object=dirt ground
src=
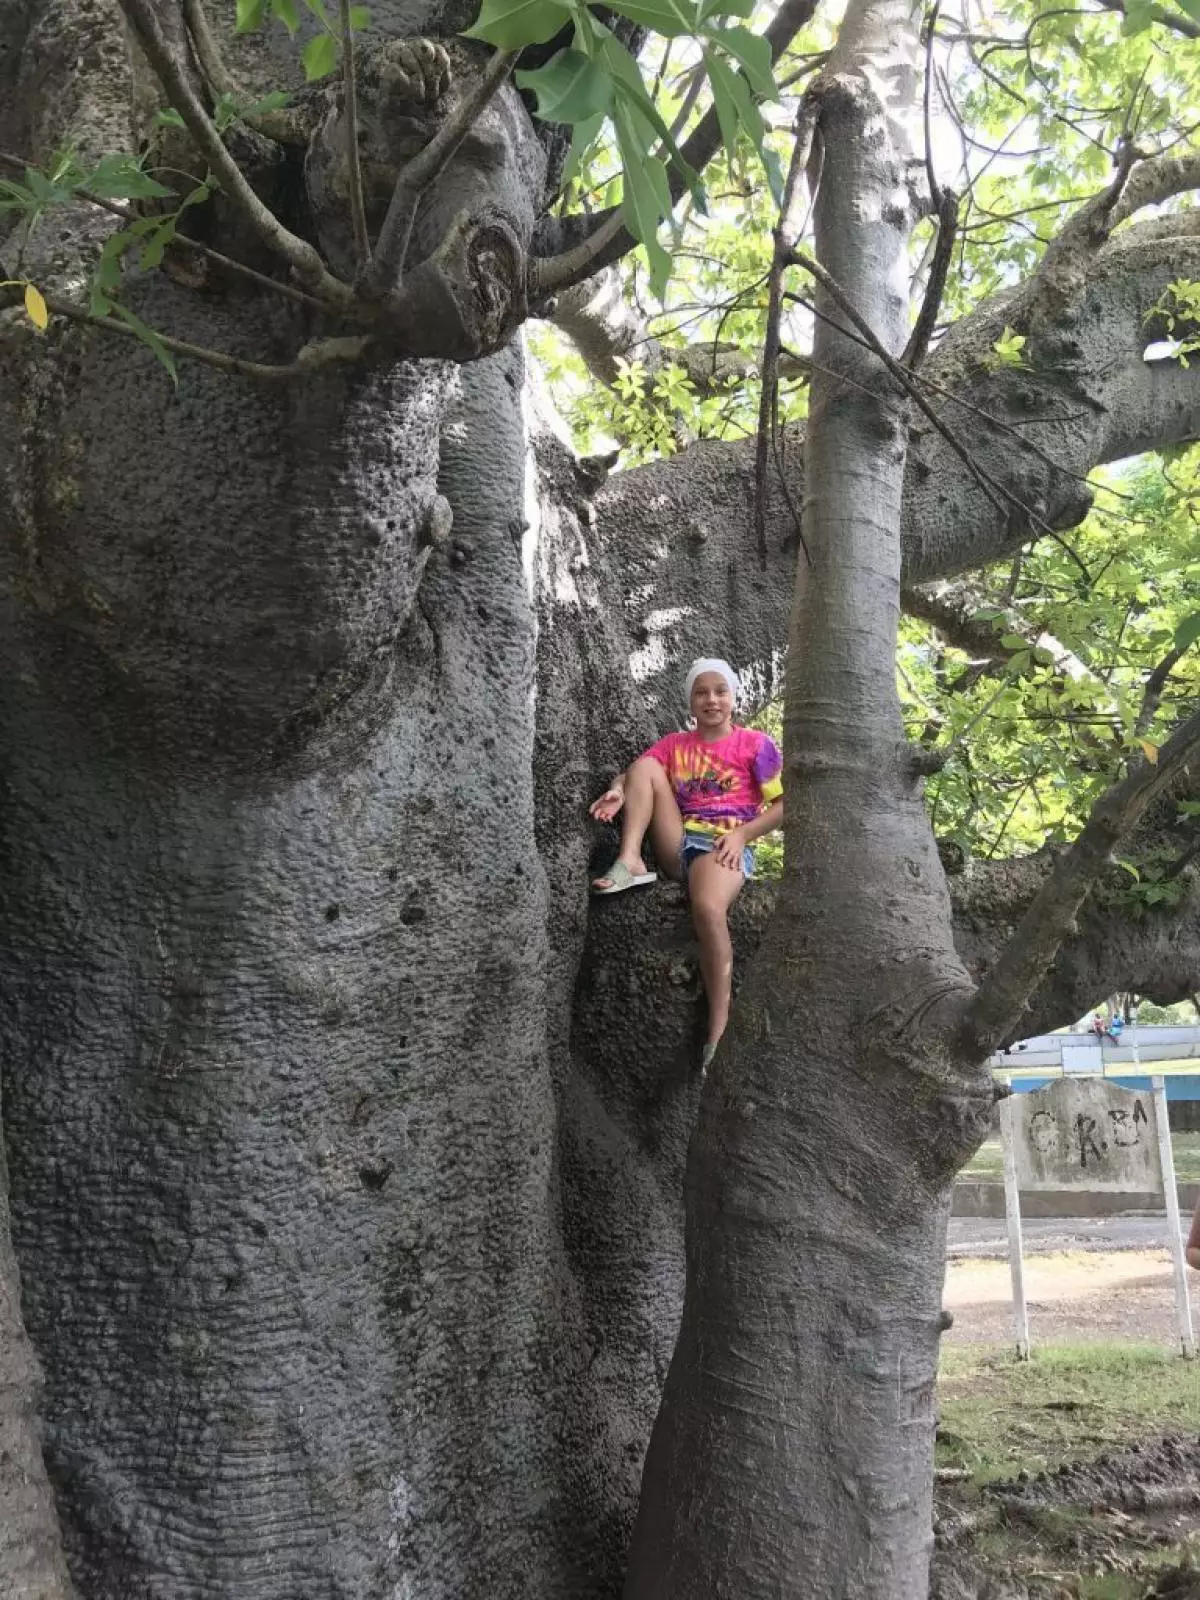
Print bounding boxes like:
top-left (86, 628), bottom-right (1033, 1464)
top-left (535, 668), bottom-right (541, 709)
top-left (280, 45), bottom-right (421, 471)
top-left (945, 1249), bottom-right (1185, 1347)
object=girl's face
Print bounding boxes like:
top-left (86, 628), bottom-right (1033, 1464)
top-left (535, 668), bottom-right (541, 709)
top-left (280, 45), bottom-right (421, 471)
top-left (690, 672), bottom-right (734, 730)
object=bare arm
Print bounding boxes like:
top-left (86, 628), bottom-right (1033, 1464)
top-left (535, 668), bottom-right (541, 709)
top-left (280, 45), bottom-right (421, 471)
top-left (739, 798), bottom-right (784, 844)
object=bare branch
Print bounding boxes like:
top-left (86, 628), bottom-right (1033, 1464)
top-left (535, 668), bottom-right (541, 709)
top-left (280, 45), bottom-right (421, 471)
top-left (963, 708), bottom-right (1200, 1053)
top-left (531, 0), bottom-right (821, 293)
top-left (789, 246), bottom-right (1095, 572)
top-left (757, 96), bottom-right (819, 562)
top-left (0, 150), bottom-right (326, 311)
top-left (340, 0), bottom-right (370, 266)
top-left (182, 0), bottom-right (238, 100)
top-left (544, 267), bottom-right (808, 400)
top-left (116, 0), bottom-right (350, 303)
top-left (903, 186), bottom-right (958, 369)
top-left (180, 0), bottom-right (301, 143)
top-left (1135, 645), bottom-right (1189, 739)
top-left (358, 47), bottom-right (516, 300)
top-left (2, 283), bottom-right (372, 378)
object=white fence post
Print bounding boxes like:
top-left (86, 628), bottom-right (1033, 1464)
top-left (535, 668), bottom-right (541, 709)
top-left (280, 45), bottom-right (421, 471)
top-left (1152, 1074), bottom-right (1194, 1359)
top-left (998, 1077), bottom-right (1030, 1360)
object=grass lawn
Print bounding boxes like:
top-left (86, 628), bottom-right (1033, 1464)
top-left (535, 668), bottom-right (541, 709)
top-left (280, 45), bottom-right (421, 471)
top-left (962, 1130), bottom-right (1200, 1183)
top-left (937, 1341), bottom-right (1200, 1485)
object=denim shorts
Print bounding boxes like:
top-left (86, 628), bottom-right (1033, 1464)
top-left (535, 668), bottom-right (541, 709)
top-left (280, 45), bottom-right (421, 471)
top-left (681, 831), bottom-right (755, 879)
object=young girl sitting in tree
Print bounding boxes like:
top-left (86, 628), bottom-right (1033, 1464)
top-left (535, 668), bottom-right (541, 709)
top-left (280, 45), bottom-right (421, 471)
top-left (589, 657), bottom-right (784, 1070)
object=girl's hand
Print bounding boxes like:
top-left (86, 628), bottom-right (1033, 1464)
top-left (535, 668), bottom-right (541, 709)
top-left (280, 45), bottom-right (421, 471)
top-left (590, 786), bottom-right (624, 823)
top-left (713, 829), bottom-right (748, 870)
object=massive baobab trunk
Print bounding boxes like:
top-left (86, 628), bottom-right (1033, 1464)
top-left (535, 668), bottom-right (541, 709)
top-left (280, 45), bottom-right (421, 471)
top-left (2, 0), bottom-right (1200, 1594)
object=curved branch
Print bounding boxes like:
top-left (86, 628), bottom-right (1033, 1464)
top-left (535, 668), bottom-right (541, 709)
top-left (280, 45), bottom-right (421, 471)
top-left (1111, 148), bottom-right (1200, 230)
top-left (4, 283), bottom-right (372, 378)
top-left (358, 46), bottom-right (517, 299)
top-left (964, 707), bottom-right (1200, 1052)
top-left (544, 267), bottom-right (809, 394)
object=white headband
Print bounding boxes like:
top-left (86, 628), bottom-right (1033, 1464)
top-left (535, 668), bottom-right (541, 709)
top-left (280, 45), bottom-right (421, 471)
top-left (686, 657), bottom-right (741, 702)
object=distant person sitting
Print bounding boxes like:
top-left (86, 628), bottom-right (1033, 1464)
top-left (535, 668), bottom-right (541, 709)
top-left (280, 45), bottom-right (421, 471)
top-left (1106, 1013), bottom-right (1124, 1045)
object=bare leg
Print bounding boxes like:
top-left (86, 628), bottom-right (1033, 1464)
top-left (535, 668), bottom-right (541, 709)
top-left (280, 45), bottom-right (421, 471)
top-left (592, 757), bottom-right (684, 888)
top-left (687, 853), bottom-right (747, 1048)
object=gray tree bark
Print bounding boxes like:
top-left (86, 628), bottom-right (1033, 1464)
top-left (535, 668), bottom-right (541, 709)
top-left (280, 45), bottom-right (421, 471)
top-left (623, 6), bottom-right (993, 1594)
top-left (1, 0), bottom-right (1198, 1595)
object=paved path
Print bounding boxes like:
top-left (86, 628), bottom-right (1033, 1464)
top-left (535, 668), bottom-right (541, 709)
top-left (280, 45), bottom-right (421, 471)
top-left (948, 1212), bottom-right (1179, 1259)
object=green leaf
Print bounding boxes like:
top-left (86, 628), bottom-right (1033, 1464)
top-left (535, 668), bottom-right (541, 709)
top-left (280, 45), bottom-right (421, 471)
top-left (301, 31), bottom-right (339, 79)
top-left (588, 22), bottom-right (705, 206)
top-left (707, 25), bottom-right (776, 99)
top-left (516, 49), bottom-right (614, 123)
top-left (269, 0), bottom-right (301, 33)
top-left (139, 219), bottom-right (177, 270)
top-left (235, 0), bottom-right (267, 29)
top-left (347, 4), bottom-right (370, 23)
top-left (559, 112), bottom-right (605, 190)
top-left (95, 232), bottom-right (134, 295)
top-left (707, 54), bottom-right (741, 172)
top-left (614, 102), bottom-right (673, 299)
top-left (1175, 612), bottom-right (1200, 652)
top-left (152, 108), bottom-right (187, 130)
top-left (600, 0), bottom-right (701, 37)
top-left (86, 154), bottom-right (174, 200)
top-left (243, 90), bottom-right (292, 117)
top-left (699, 0), bottom-right (754, 18)
top-left (704, 44), bottom-right (773, 186)
top-left (761, 142), bottom-right (784, 206)
top-left (1120, 0), bottom-right (1153, 30)
top-left (464, 0), bottom-right (573, 49)
top-left (107, 301), bottom-right (178, 384)
top-left (0, 178), bottom-right (35, 213)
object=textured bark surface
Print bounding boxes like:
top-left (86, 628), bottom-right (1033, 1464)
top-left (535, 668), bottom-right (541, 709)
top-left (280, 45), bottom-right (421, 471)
top-left (1, 0), bottom-right (1199, 1594)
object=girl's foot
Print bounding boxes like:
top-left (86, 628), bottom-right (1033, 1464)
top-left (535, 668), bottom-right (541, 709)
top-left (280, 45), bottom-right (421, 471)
top-left (591, 857), bottom-right (657, 896)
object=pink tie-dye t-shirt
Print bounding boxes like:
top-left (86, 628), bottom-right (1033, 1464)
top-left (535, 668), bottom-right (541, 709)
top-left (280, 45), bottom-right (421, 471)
top-left (643, 726), bottom-right (783, 838)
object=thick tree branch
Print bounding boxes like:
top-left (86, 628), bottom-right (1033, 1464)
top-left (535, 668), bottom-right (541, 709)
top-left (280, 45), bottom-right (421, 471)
top-left (1110, 148), bottom-right (1200, 230)
top-left (358, 46), bottom-right (516, 299)
top-left (963, 708), bottom-right (1200, 1052)
top-left (340, 0), bottom-right (370, 266)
